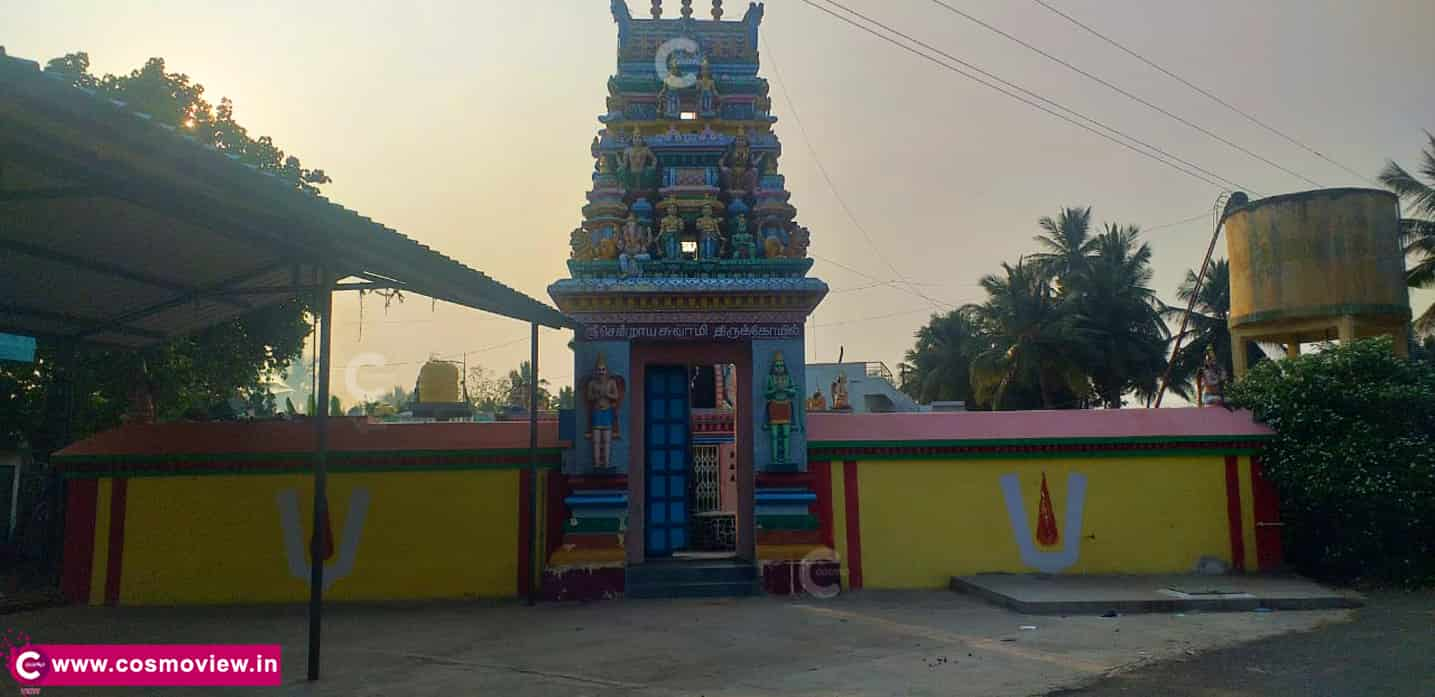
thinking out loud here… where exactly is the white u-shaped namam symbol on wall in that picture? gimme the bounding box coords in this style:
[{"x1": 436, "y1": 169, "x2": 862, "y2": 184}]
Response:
[
  {"x1": 999, "y1": 473, "x2": 1088, "y2": 573},
  {"x1": 276, "y1": 488, "x2": 370, "y2": 590}
]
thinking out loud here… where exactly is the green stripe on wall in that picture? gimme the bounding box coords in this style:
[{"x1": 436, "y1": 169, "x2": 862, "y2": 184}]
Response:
[
  {"x1": 756, "y1": 515, "x2": 819, "y2": 531},
  {"x1": 566, "y1": 518, "x2": 624, "y2": 533}
]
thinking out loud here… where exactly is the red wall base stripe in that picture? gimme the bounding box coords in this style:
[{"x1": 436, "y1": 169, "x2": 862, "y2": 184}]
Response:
[
  {"x1": 517, "y1": 470, "x2": 533, "y2": 597},
  {"x1": 60, "y1": 479, "x2": 99, "y2": 603},
  {"x1": 842, "y1": 460, "x2": 863, "y2": 590},
  {"x1": 103, "y1": 478, "x2": 128, "y2": 606},
  {"x1": 1224, "y1": 456, "x2": 1246, "y2": 572}
]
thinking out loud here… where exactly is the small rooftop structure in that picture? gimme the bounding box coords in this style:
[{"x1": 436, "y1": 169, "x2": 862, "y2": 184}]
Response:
[{"x1": 805, "y1": 361, "x2": 920, "y2": 413}]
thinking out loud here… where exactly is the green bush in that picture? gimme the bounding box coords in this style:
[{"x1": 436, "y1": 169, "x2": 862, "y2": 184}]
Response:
[{"x1": 1227, "y1": 337, "x2": 1435, "y2": 586}]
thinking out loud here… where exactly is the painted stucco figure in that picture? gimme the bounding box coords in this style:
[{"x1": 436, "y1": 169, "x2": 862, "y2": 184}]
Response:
[
  {"x1": 618, "y1": 129, "x2": 659, "y2": 191},
  {"x1": 729, "y1": 214, "x2": 756, "y2": 259},
  {"x1": 657, "y1": 199, "x2": 684, "y2": 259},
  {"x1": 806, "y1": 390, "x2": 827, "y2": 412},
  {"x1": 764, "y1": 351, "x2": 800, "y2": 466},
  {"x1": 618, "y1": 214, "x2": 651, "y2": 276},
  {"x1": 585, "y1": 353, "x2": 625, "y2": 469},
  {"x1": 696, "y1": 202, "x2": 723, "y2": 260},
  {"x1": 722, "y1": 131, "x2": 759, "y2": 196},
  {"x1": 696, "y1": 58, "x2": 720, "y2": 116},
  {"x1": 830, "y1": 369, "x2": 851, "y2": 410},
  {"x1": 656, "y1": 60, "x2": 683, "y2": 118},
  {"x1": 570, "y1": 227, "x2": 595, "y2": 261},
  {"x1": 785, "y1": 225, "x2": 811, "y2": 259},
  {"x1": 1196, "y1": 346, "x2": 1227, "y2": 407}
]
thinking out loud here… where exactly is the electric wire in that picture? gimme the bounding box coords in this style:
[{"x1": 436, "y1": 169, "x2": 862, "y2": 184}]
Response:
[
  {"x1": 762, "y1": 34, "x2": 949, "y2": 312},
  {"x1": 1032, "y1": 0, "x2": 1376, "y2": 185},
  {"x1": 924, "y1": 0, "x2": 1322, "y2": 188},
  {"x1": 801, "y1": 0, "x2": 1257, "y2": 195}
]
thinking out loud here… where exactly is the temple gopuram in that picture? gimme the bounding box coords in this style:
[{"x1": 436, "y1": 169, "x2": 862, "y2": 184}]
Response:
[{"x1": 547, "y1": 0, "x2": 827, "y2": 594}]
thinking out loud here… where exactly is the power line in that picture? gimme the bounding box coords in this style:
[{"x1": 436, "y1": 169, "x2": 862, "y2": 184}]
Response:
[
  {"x1": 811, "y1": 307, "x2": 937, "y2": 329},
  {"x1": 802, "y1": 0, "x2": 1257, "y2": 194},
  {"x1": 925, "y1": 0, "x2": 1322, "y2": 188},
  {"x1": 1031, "y1": 0, "x2": 1375, "y2": 185},
  {"x1": 1145, "y1": 212, "x2": 1208, "y2": 232},
  {"x1": 762, "y1": 35, "x2": 949, "y2": 312},
  {"x1": 812, "y1": 254, "x2": 959, "y2": 306}
]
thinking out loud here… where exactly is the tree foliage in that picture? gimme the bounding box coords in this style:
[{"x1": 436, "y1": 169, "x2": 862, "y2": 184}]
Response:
[
  {"x1": 902, "y1": 208, "x2": 1166, "y2": 410},
  {"x1": 1379, "y1": 131, "x2": 1435, "y2": 333},
  {"x1": 968, "y1": 260, "x2": 1091, "y2": 409},
  {"x1": 1068, "y1": 224, "x2": 1168, "y2": 407},
  {"x1": 43, "y1": 53, "x2": 331, "y2": 193},
  {"x1": 899, "y1": 309, "x2": 983, "y2": 406},
  {"x1": 1159, "y1": 260, "x2": 1266, "y2": 401},
  {"x1": 1, "y1": 53, "x2": 328, "y2": 450},
  {"x1": 1228, "y1": 337, "x2": 1435, "y2": 585}
]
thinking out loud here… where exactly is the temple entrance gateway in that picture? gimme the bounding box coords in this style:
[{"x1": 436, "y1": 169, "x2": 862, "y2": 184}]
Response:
[
  {"x1": 546, "y1": 1, "x2": 828, "y2": 594},
  {"x1": 643, "y1": 365, "x2": 690, "y2": 556}
]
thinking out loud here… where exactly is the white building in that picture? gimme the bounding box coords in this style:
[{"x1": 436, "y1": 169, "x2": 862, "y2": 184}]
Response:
[{"x1": 804, "y1": 362, "x2": 922, "y2": 413}]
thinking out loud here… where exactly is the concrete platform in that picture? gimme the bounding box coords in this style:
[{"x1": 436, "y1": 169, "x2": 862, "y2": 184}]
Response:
[{"x1": 950, "y1": 573, "x2": 1363, "y2": 615}]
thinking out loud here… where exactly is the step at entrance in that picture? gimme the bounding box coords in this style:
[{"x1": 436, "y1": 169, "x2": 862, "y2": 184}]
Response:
[{"x1": 625, "y1": 560, "x2": 759, "y2": 599}]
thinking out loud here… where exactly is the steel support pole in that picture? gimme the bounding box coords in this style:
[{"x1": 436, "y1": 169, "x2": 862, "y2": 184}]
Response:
[
  {"x1": 307, "y1": 268, "x2": 334, "y2": 681},
  {"x1": 527, "y1": 321, "x2": 540, "y2": 606}
]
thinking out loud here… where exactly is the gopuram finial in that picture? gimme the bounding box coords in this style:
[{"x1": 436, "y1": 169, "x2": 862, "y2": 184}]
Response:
[
  {"x1": 651, "y1": 0, "x2": 662, "y2": 19},
  {"x1": 712, "y1": 0, "x2": 724, "y2": 20},
  {"x1": 681, "y1": 0, "x2": 694, "y2": 19}
]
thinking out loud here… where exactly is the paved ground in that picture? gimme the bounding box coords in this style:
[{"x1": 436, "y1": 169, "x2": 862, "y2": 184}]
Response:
[
  {"x1": 5, "y1": 591, "x2": 1348, "y2": 696},
  {"x1": 952, "y1": 573, "x2": 1359, "y2": 614},
  {"x1": 1048, "y1": 590, "x2": 1435, "y2": 697}
]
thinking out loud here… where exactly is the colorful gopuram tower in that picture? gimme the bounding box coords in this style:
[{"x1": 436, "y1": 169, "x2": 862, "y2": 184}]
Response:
[{"x1": 548, "y1": 1, "x2": 827, "y2": 576}]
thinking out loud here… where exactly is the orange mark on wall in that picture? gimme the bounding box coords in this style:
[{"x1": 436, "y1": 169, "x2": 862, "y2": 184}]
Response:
[{"x1": 1035, "y1": 473, "x2": 1060, "y2": 547}]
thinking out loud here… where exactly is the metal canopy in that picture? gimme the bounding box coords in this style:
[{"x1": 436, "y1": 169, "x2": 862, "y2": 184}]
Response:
[
  {"x1": 0, "y1": 49, "x2": 559, "y2": 681},
  {"x1": 0, "y1": 51, "x2": 572, "y2": 348}
]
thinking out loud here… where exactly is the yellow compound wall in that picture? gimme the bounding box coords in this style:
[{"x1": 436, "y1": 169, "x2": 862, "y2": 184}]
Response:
[
  {"x1": 852, "y1": 455, "x2": 1244, "y2": 589},
  {"x1": 86, "y1": 470, "x2": 524, "y2": 605}
]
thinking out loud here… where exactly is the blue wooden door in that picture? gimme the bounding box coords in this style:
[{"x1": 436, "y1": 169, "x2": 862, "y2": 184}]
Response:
[{"x1": 645, "y1": 366, "x2": 690, "y2": 557}]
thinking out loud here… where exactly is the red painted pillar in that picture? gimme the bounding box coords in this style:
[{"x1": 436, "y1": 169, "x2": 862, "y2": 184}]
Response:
[{"x1": 1223, "y1": 455, "x2": 1246, "y2": 572}]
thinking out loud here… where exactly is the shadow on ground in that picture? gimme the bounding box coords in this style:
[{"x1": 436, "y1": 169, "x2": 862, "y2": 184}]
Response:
[{"x1": 1048, "y1": 590, "x2": 1434, "y2": 697}]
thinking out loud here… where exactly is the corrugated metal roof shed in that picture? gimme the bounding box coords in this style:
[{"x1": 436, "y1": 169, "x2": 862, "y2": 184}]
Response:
[{"x1": 0, "y1": 49, "x2": 572, "y2": 347}]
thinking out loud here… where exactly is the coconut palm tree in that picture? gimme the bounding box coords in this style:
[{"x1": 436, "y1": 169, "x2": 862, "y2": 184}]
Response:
[
  {"x1": 1379, "y1": 132, "x2": 1435, "y2": 334},
  {"x1": 899, "y1": 309, "x2": 982, "y2": 405},
  {"x1": 1161, "y1": 260, "x2": 1265, "y2": 400},
  {"x1": 968, "y1": 260, "x2": 1092, "y2": 410},
  {"x1": 1067, "y1": 224, "x2": 1168, "y2": 407},
  {"x1": 1030, "y1": 206, "x2": 1096, "y2": 282}
]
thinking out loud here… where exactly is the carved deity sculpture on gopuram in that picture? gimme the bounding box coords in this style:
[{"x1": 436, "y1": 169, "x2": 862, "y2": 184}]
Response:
[{"x1": 550, "y1": 2, "x2": 829, "y2": 477}]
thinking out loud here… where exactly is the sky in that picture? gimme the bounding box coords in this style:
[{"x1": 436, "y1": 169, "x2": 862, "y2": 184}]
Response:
[{"x1": 7, "y1": 0, "x2": 1434, "y2": 403}]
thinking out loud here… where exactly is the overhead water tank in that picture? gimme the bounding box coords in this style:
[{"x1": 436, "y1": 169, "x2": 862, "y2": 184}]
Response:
[
  {"x1": 417, "y1": 360, "x2": 462, "y2": 404},
  {"x1": 1222, "y1": 188, "x2": 1410, "y2": 373}
]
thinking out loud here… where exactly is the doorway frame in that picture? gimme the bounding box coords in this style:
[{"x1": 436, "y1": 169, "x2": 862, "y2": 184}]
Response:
[{"x1": 628, "y1": 341, "x2": 754, "y2": 564}]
